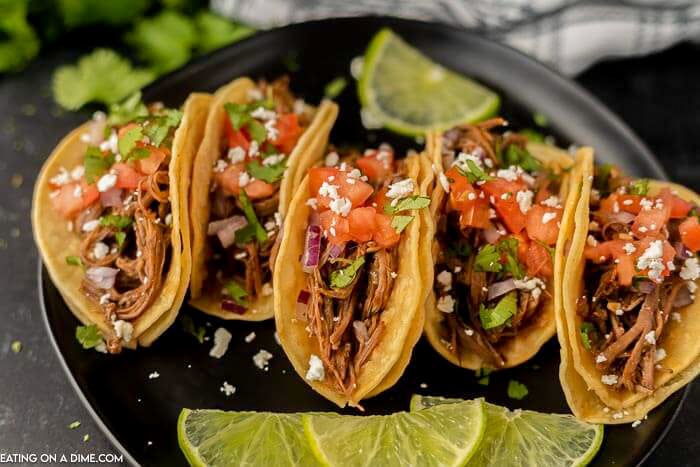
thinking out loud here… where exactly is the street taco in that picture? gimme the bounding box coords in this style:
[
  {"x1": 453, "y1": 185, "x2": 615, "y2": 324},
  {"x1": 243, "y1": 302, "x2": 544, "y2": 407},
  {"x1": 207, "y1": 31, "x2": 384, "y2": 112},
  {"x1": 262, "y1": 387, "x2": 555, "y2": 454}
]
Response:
[
  {"x1": 274, "y1": 145, "x2": 430, "y2": 407},
  {"x1": 423, "y1": 119, "x2": 574, "y2": 370},
  {"x1": 189, "y1": 76, "x2": 338, "y2": 321},
  {"x1": 33, "y1": 92, "x2": 211, "y2": 352},
  {"x1": 558, "y1": 151, "x2": 700, "y2": 423}
]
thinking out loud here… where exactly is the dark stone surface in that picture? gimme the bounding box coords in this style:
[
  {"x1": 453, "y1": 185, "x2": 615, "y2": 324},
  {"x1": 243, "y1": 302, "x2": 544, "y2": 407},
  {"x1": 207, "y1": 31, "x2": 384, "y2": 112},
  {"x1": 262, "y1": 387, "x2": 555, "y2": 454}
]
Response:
[{"x1": 1, "y1": 40, "x2": 698, "y2": 466}]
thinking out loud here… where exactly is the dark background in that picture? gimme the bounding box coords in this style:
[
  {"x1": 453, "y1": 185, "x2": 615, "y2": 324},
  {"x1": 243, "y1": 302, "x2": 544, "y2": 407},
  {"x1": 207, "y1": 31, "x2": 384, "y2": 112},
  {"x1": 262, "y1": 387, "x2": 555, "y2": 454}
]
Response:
[{"x1": 1, "y1": 39, "x2": 699, "y2": 465}]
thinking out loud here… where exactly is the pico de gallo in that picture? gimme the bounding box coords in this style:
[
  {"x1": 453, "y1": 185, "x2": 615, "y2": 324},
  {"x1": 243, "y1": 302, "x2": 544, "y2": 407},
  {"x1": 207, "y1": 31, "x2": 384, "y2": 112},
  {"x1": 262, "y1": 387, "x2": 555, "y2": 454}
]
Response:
[
  {"x1": 205, "y1": 77, "x2": 315, "y2": 313},
  {"x1": 294, "y1": 145, "x2": 430, "y2": 395},
  {"x1": 48, "y1": 94, "x2": 183, "y2": 353},
  {"x1": 432, "y1": 118, "x2": 566, "y2": 368},
  {"x1": 580, "y1": 165, "x2": 700, "y2": 392}
]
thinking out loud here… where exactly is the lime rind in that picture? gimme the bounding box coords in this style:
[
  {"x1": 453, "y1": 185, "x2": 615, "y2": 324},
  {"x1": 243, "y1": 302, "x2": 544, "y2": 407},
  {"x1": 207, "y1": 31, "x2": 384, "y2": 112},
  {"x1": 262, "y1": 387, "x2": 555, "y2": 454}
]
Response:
[{"x1": 358, "y1": 28, "x2": 500, "y2": 136}]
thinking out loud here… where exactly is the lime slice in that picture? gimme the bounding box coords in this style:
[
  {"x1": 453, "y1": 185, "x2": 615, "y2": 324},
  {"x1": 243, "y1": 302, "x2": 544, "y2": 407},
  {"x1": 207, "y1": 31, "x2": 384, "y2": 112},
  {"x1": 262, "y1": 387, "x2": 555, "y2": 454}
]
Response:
[
  {"x1": 410, "y1": 396, "x2": 604, "y2": 467},
  {"x1": 178, "y1": 409, "x2": 321, "y2": 466},
  {"x1": 358, "y1": 28, "x2": 500, "y2": 136},
  {"x1": 303, "y1": 399, "x2": 485, "y2": 466}
]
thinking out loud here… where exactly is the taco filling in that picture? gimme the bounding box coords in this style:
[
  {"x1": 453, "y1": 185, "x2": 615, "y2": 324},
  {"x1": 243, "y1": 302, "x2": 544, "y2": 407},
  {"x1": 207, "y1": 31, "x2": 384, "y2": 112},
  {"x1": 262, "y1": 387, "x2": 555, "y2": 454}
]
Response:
[
  {"x1": 433, "y1": 119, "x2": 565, "y2": 368},
  {"x1": 579, "y1": 166, "x2": 700, "y2": 392},
  {"x1": 295, "y1": 146, "x2": 429, "y2": 396},
  {"x1": 47, "y1": 99, "x2": 183, "y2": 352},
  {"x1": 204, "y1": 78, "x2": 315, "y2": 313}
]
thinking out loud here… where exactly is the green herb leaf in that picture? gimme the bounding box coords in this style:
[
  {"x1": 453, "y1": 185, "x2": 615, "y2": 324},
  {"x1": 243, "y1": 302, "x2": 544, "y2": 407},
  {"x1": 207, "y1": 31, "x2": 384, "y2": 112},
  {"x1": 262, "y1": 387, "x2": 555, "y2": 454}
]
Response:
[
  {"x1": 384, "y1": 195, "x2": 431, "y2": 214},
  {"x1": 143, "y1": 109, "x2": 182, "y2": 147},
  {"x1": 115, "y1": 231, "x2": 126, "y2": 248},
  {"x1": 11, "y1": 340, "x2": 21, "y2": 353},
  {"x1": 107, "y1": 92, "x2": 148, "y2": 126},
  {"x1": 594, "y1": 163, "x2": 614, "y2": 194},
  {"x1": 58, "y1": 0, "x2": 150, "y2": 28},
  {"x1": 475, "y1": 367, "x2": 492, "y2": 386},
  {"x1": 391, "y1": 215, "x2": 414, "y2": 234},
  {"x1": 236, "y1": 191, "x2": 267, "y2": 244},
  {"x1": 224, "y1": 281, "x2": 248, "y2": 306},
  {"x1": 125, "y1": 147, "x2": 151, "y2": 161},
  {"x1": 66, "y1": 255, "x2": 83, "y2": 267},
  {"x1": 324, "y1": 76, "x2": 348, "y2": 99},
  {"x1": 519, "y1": 129, "x2": 545, "y2": 143},
  {"x1": 507, "y1": 380, "x2": 529, "y2": 400},
  {"x1": 84, "y1": 146, "x2": 114, "y2": 183},
  {"x1": 83, "y1": 434, "x2": 90, "y2": 443},
  {"x1": 0, "y1": 0, "x2": 39, "y2": 73},
  {"x1": 68, "y1": 420, "x2": 81, "y2": 430},
  {"x1": 480, "y1": 292, "x2": 517, "y2": 330},
  {"x1": 181, "y1": 315, "x2": 206, "y2": 344},
  {"x1": 75, "y1": 325, "x2": 102, "y2": 350},
  {"x1": 458, "y1": 159, "x2": 493, "y2": 184},
  {"x1": 246, "y1": 159, "x2": 287, "y2": 183},
  {"x1": 117, "y1": 125, "x2": 143, "y2": 158},
  {"x1": 498, "y1": 237, "x2": 525, "y2": 280},
  {"x1": 629, "y1": 179, "x2": 649, "y2": 196},
  {"x1": 195, "y1": 11, "x2": 255, "y2": 53},
  {"x1": 53, "y1": 49, "x2": 154, "y2": 110},
  {"x1": 100, "y1": 214, "x2": 133, "y2": 230},
  {"x1": 330, "y1": 256, "x2": 366, "y2": 289},
  {"x1": 224, "y1": 102, "x2": 249, "y2": 130},
  {"x1": 474, "y1": 244, "x2": 502, "y2": 273},
  {"x1": 246, "y1": 119, "x2": 267, "y2": 144},
  {"x1": 504, "y1": 145, "x2": 543, "y2": 173},
  {"x1": 580, "y1": 322, "x2": 596, "y2": 351}
]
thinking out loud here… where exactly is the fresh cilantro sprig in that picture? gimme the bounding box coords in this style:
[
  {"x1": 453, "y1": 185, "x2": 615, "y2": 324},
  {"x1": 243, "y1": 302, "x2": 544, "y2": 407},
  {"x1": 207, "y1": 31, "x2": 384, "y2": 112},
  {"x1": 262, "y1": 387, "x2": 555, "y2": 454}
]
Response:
[
  {"x1": 246, "y1": 159, "x2": 287, "y2": 184},
  {"x1": 629, "y1": 178, "x2": 649, "y2": 196},
  {"x1": 384, "y1": 195, "x2": 431, "y2": 215},
  {"x1": 66, "y1": 255, "x2": 83, "y2": 267},
  {"x1": 107, "y1": 92, "x2": 148, "y2": 126},
  {"x1": 143, "y1": 109, "x2": 182, "y2": 147},
  {"x1": 84, "y1": 146, "x2": 115, "y2": 183},
  {"x1": 391, "y1": 215, "x2": 414, "y2": 234},
  {"x1": 458, "y1": 159, "x2": 493, "y2": 184},
  {"x1": 580, "y1": 322, "x2": 597, "y2": 351},
  {"x1": 224, "y1": 280, "x2": 248, "y2": 306},
  {"x1": 235, "y1": 191, "x2": 268, "y2": 245},
  {"x1": 100, "y1": 214, "x2": 133, "y2": 229},
  {"x1": 507, "y1": 380, "x2": 529, "y2": 400},
  {"x1": 503, "y1": 144, "x2": 542, "y2": 173},
  {"x1": 330, "y1": 256, "x2": 366, "y2": 289},
  {"x1": 75, "y1": 325, "x2": 103, "y2": 350},
  {"x1": 181, "y1": 315, "x2": 206, "y2": 343},
  {"x1": 224, "y1": 101, "x2": 274, "y2": 145},
  {"x1": 479, "y1": 292, "x2": 517, "y2": 330},
  {"x1": 474, "y1": 238, "x2": 524, "y2": 279}
]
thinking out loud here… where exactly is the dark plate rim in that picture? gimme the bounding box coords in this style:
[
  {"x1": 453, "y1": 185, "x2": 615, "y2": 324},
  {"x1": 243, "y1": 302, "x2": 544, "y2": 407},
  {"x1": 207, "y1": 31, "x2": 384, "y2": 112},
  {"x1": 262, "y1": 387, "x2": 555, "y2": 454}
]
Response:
[{"x1": 38, "y1": 15, "x2": 684, "y2": 466}]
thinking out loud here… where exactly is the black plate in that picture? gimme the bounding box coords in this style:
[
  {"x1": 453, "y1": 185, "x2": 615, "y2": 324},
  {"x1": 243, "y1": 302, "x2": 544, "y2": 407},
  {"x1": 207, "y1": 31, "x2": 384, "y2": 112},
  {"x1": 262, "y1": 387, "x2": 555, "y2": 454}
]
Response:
[{"x1": 40, "y1": 16, "x2": 685, "y2": 466}]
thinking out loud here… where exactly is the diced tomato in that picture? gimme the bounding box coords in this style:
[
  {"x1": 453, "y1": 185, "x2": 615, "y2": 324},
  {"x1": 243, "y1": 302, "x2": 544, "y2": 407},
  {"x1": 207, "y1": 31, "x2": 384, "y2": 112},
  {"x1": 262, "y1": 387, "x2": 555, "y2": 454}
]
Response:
[
  {"x1": 356, "y1": 148, "x2": 394, "y2": 182},
  {"x1": 482, "y1": 179, "x2": 528, "y2": 234},
  {"x1": 372, "y1": 213, "x2": 400, "y2": 248},
  {"x1": 525, "y1": 241, "x2": 553, "y2": 278},
  {"x1": 445, "y1": 167, "x2": 478, "y2": 211},
  {"x1": 616, "y1": 254, "x2": 635, "y2": 286},
  {"x1": 215, "y1": 164, "x2": 245, "y2": 197},
  {"x1": 526, "y1": 205, "x2": 562, "y2": 245},
  {"x1": 348, "y1": 207, "x2": 376, "y2": 243},
  {"x1": 224, "y1": 116, "x2": 250, "y2": 151},
  {"x1": 112, "y1": 163, "x2": 141, "y2": 190},
  {"x1": 482, "y1": 178, "x2": 527, "y2": 199},
  {"x1": 659, "y1": 188, "x2": 692, "y2": 219},
  {"x1": 632, "y1": 203, "x2": 670, "y2": 237},
  {"x1": 371, "y1": 186, "x2": 390, "y2": 213},
  {"x1": 244, "y1": 179, "x2": 275, "y2": 199},
  {"x1": 272, "y1": 114, "x2": 302, "y2": 154},
  {"x1": 308, "y1": 167, "x2": 340, "y2": 197},
  {"x1": 319, "y1": 210, "x2": 352, "y2": 245},
  {"x1": 136, "y1": 145, "x2": 168, "y2": 175},
  {"x1": 513, "y1": 233, "x2": 530, "y2": 263},
  {"x1": 534, "y1": 179, "x2": 551, "y2": 205},
  {"x1": 584, "y1": 239, "x2": 641, "y2": 285},
  {"x1": 459, "y1": 198, "x2": 491, "y2": 229},
  {"x1": 50, "y1": 181, "x2": 99, "y2": 219},
  {"x1": 679, "y1": 216, "x2": 700, "y2": 252},
  {"x1": 338, "y1": 173, "x2": 374, "y2": 208},
  {"x1": 617, "y1": 194, "x2": 644, "y2": 214}
]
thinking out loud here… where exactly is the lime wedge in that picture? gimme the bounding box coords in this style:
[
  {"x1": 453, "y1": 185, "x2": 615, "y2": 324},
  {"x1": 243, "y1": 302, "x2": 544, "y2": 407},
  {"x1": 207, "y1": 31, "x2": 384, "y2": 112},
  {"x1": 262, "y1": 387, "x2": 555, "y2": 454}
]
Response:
[
  {"x1": 410, "y1": 396, "x2": 603, "y2": 467},
  {"x1": 303, "y1": 399, "x2": 485, "y2": 466},
  {"x1": 358, "y1": 28, "x2": 500, "y2": 136},
  {"x1": 178, "y1": 409, "x2": 321, "y2": 466}
]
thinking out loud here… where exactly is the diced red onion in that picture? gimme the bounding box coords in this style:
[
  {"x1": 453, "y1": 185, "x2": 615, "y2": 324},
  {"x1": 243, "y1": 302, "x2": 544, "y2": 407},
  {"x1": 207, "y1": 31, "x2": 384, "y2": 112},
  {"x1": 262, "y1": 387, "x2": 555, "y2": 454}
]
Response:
[
  {"x1": 221, "y1": 299, "x2": 246, "y2": 314},
  {"x1": 86, "y1": 267, "x2": 118, "y2": 290},
  {"x1": 99, "y1": 188, "x2": 123, "y2": 208},
  {"x1": 302, "y1": 225, "x2": 322, "y2": 272},
  {"x1": 634, "y1": 280, "x2": 656, "y2": 294},
  {"x1": 296, "y1": 290, "x2": 310, "y2": 321},
  {"x1": 487, "y1": 279, "x2": 517, "y2": 301},
  {"x1": 352, "y1": 320, "x2": 369, "y2": 342},
  {"x1": 208, "y1": 216, "x2": 248, "y2": 249},
  {"x1": 87, "y1": 117, "x2": 106, "y2": 145},
  {"x1": 483, "y1": 227, "x2": 502, "y2": 244},
  {"x1": 309, "y1": 211, "x2": 321, "y2": 227},
  {"x1": 328, "y1": 243, "x2": 345, "y2": 260},
  {"x1": 675, "y1": 241, "x2": 691, "y2": 260},
  {"x1": 607, "y1": 211, "x2": 636, "y2": 224},
  {"x1": 674, "y1": 286, "x2": 693, "y2": 308}
]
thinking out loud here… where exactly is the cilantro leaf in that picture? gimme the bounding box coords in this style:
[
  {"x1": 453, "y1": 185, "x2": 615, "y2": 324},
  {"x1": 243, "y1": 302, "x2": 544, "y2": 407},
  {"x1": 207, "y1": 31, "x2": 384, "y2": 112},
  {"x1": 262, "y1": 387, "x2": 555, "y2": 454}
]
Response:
[
  {"x1": 458, "y1": 159, "x2": 493, "y2": 184},
  {"x1": 474, "y1": 244, "x2": 502, "y2": 273},
  {"x1": 195, "y1": 11, "x2": 255, "y2": 53},
  {"x1": 498, "y1": 237, "x2": 525, "y2": 280},
  {"x1": 143, "y1": 109, "x2": 182, "y2": 147},
  {"x1": 246, "y1": 119, "x2": 267, "y2": 144},
  {"x1": 324, "y1": 77, "x2": 348, "y2": 99},
  {"x1": 180, "y1": 315, "x2": 206, "y2": 344},
  {"x1": 100, "y1": 215, "x2": 133, "y2": 229},
  {"x1": 75, "y1": 324, "x2": 103, "y2": 349},
  {"x1": 246, "y1": 159, "x2": 287, "y2": 183},
  {"x1": 107, "y1": 92, "x2": 148, "y2": 126},
  {"x1": 117, "y1": 125, "x2": 143, "y2": 159},
  {"x1": 0, "y1": 0, "x2": 39, "y2": 73},
  {"x1": 330, "y1": 256, "x2": 366, "y2": 289},
  {"x1": 53, "y1": 49, "x2": 154, "y2": 110},
  {"x1": 580, "y1": 322, "x2": 596, "y2": 351},
  {"x1": 224, "y1": 102, "x2": 250, "y2": 130},
  {"x1": 519, "y1": 129, "x2": 545, "y2": 143},
  {"x1": 236, "y1": 191, "x2": 267, "y2": 244},
  {"x1": 475, "y1": 367, "x2": 493, "y2": 386},
  {"x1": 479, "y1": 292, "x2": 517, "y2": 330},
  {"x1": 58, "y1": 0, "x2": 150, "y2": 28},
  {"x1": 384, "y1": 195, "x2": 431, "y2": 215},
  {"x1": 224, "y1": 281, "x2": 248, "y2": 306},
  {"x1": 66, "y1": 255, "x2": 82, "y2": 267},
  {"x1": 507, "y1": 380, "x2": 529, "y2": 400},
  {"x1": 84, "y1": 146, "x2": 114, "y2": 183},
  {"x1": 391, "y1": 215, "x2": 414, "y2": 234},
  {"x1": 115, "y1": 231, "x2": 126, "y2": 248},
  {"x1": 629, "y1": 179, "x2": 649, "y2": 196},
  {"x1": 504, "y1": 145, "x2": 542, "y2": 173}
]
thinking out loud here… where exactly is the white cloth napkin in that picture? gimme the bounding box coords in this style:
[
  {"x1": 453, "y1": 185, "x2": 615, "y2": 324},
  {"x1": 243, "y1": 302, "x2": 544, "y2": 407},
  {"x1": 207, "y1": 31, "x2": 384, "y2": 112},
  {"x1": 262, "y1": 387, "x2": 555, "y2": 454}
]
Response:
[{"x1": 211, "y1": 0, "x2": 700, "y2": 75}]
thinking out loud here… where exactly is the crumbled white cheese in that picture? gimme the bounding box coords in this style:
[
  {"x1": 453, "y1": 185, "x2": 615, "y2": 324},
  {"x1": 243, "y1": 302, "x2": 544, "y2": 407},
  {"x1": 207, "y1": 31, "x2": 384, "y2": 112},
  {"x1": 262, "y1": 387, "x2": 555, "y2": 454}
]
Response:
[
  {"x1": 636, "y1": 240, "x2": 666, "y2": 283},
  {"x1": 596, "y1": 354, "x2": 608, "y2": 364},
  {"x1": 220, "y1": 382, "x2": 236, "y2": 396},
  {"x1": 671, "y1": 312, "x2": 682, "y2": 322},
  {"x1": 436, "y1": 270, "x2": 452, "y2": 291},
  {"x1": 465, "y1": 328, "x2": 474, "y2": 336},
  {"x1": 97, "y1": 173, "x2": 117, "y2": 192},
  {"x1": 305, "y1": 354, "x2": 325, "y2": 382},
  {"x1": 319, "y1": 181, "x2": 340, "y2": 199},
  {"x1": 655, "y1": 348, "x2": 667, "y2": 362},
  {"x1": 644, "y1": 330, "x2": 656, "y2": 345},
  {"x1": 306, "y1": 198, "x2": 318, "y2": 210},
  {"x1": 73, "y1": 184, "x2": 83, "y2": 198},
  {"x1": 113, "y1": 320, "x2": 133, "y2": 343},
  {"x1": 165, "y1": 213, "x2": 172, "y2": 226},
  {"x1": 82, "y1": 220, "x2": 100, "y2": 232},
  {"x1": 253, "y1": 349, "x2": 273, "y2": 370},
  {"x1": 687, "y1": 280, "x2": 698, "y2": 294},
  {"x1": 209, "y1": 327, "x2": 232, "y2": 359},
  {"x1": 467, "y1": 192, "x2": 477, "y2": 201},
  {"x1": 148, "y1": 371, "x2": 160, "y2": 380},
  {"x1": 541, "y1": 196, "x2": 560, "y2": 208},
  {"x1": 516, "y1": 190, "x2": 533, "y2": 214},
  {"x1": 601, "y1": 374, "x2": 618, "y2": 385},
  {"x1": 437, "y1": 295, "x2": 455, "y2": 313},
  {"x1": 100, "y1": 132, "x2": 118, "y2": 154},
  {"x1": 680, "y1": 257, "x2": 700, "y2": 281},
  {"x1": 263, "y1": 154, "x2": 285, "y2": 166},
  {"x1": 238, "y1": 171, "x2": 251, "y2": 188},
  {"x1": 587, "y1": 235, "x2": 598, "y2": 247},
  {"x1": 250, "y1": 106, "x2": 276, "y2": 121},
  {"x1": 542, "y1": 211, "x2": 557, "y2": 224},
  {"x1": 438, "y1": 172, "x2": 450, "y2": 193},
  {"x1": 214, "y1": 159, "x2": 228, "y2": 173},
  {"x1": 99, "y1": 293, "x2": 111, "y2": 305},
  {"x1": 639, "y1": 198, "x2": 653, "y2": 210},
  {"x1": 70, "y1": 165, "x2": 85, "y2": 180},
  {"x1": 497, "y1": 167, "x2": 519, "y2": 181},
  {"x1": 227, "y1": 146, "x2": 246, "y2": 163},
  {"x1": 329, "y1": 197, "x2": 352, "y2": 217},
  {"x1": 262, "y1": 282, "x2": 273, "y2": 296},
  {"x1": 244, "y1": 332, "x2": 256, "y2": 343},
  {"x1": 453, "y1": 151, "x2": 483, "y2": 171},
  {"x1": 248, "y1": 140, "x2": 259, "y2": 158},
  {"x1": 623, "y1": 243, "x2": 636, "y2": 255},
  {"x1": 93, "y1": 242, "x2": 109, "y2": 260},
  {"x1": 324, "y1": 152, "x2": 339, "y2": 167},
  {"x1": 631, "y1": 420, "x2": 642, "y2": 428},
  {"x1": 264, "y1": 119, "x2": 279, "y2": 141},
  {"x1": 386, "y1": 178, "x2": 414, "y2": 199}
]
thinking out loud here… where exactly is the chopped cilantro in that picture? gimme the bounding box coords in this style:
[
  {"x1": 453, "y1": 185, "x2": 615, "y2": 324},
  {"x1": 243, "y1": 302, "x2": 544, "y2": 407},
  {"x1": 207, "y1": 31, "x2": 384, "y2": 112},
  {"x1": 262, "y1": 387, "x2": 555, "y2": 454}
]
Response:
[
  {"x1": 143, "y1": 109, "x2": 182, "y2": 147},
  {"x1": 330, "y1": 256, "x2": 366, "y2": 289},
  {"x1": 324, "y1": 76, "x2": 348, "y2": 99},
  {"x1": 384, "y1": 195, "x2": 431, "y2": 215},
  {"x1": 580, "y1": 322, "x2": 596, "y2": 351},
  {"x1": 246, "y1": 159, "x2": 287, "y2": 183},
  {"x1": 76, "y1": 324, "x2": 102, "y2": 349},
  {"x1": 459, "y1": 159, "x2": 493, "y2": 184},
  {"x1": 66, "y1": 255, "x2": 83, "y2": 267},
  {"x1": 474, "y1": 244, "x2": 502, "y2": 273},
  {"x1": 84, "y1": 146, "x2": 114, "y2": 183},
  {"x1": 533, "y1": 112, "x2": 549, "y2": 127},
  {"x1": 498, "y1": 237, "x2": 524, "y2": 280},
  {"x1": 181, "y1": 315, "x2": 206, "y2": 343},
  {"x1": 629, "y1": 179, "x2": 649, "y2": 196},
  {"x1": 507, "y1": 380, "x2": 529, "y2": 400},
  {"x1": 68, "y1": 421, "x2": 81, "y2": 430},
  {"x1": 224, "y1": 102, "x2": 249, "y2": 130},
  {"x1": 11, "y1": 340, "x2": 21, "y2": 354},
  {"x1": 391, "y1": 215, "x2": 414, "y2": 234},
  {"x1": 117, "y1": 125, "x2": 143, "y2": 160},
  {"x1": 235, "y1": 191, "x2": 268, "y2": 244},
  {"x1": 100, "y1": 214, "x2": 133, "y2": 229},
  {"x1": 83, "y1": 434, "x2": 90, "y2": 443},
  {"x1": 195, "y1": 11, "x2": 255, "y2": 53},
  {"x1": 246, "y1": 119, "x2": 267, "y2": 144},
  {"x1": 0, "y1": 0, "x2": 39, "y2": 73},
  {"x1": 224, "y1": 281, "x2": 248, "y2": 306},
  {"x1": 519, "y1": 129, "x2": 545, "y2": 143},
  {"x1": 475, "y1": 367, "x2": 492, "y2": 386},
  {"x1": 504, "y1": 145, "x2": 542, "y2": 173},
  {"x1": 480, "y1": 292, "x2": 517, "y2": 330},
  {"x1": 107, "y1": 92, "x2": 148, "y2": 126},
  {"x1": 115, "y1": 231, "x2": 127, "y2": 248}
]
